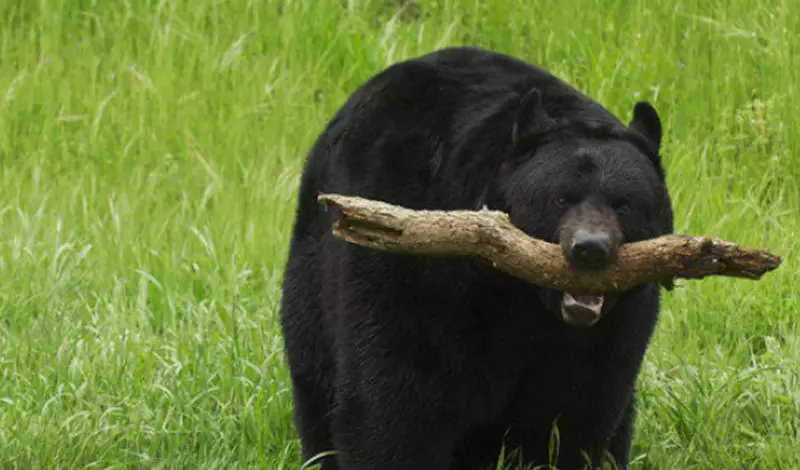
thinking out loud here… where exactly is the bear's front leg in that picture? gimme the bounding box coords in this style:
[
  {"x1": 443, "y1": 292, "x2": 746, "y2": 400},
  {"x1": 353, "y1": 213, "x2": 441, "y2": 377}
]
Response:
[
  {"x1": 320, "y1": 253, "x2": 526, "y2": 469},
  {"x1": 604, "y1": 395, "x2": 636, "y2": 470},
  {"x1": 329, "y1": 368, "x2": 459, "y2": 470}
]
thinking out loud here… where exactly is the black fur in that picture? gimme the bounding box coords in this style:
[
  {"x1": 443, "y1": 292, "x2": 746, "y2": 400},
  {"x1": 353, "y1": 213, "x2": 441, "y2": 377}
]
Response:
[{"x1": 279, "y1": 46, "x2": 674, "y2": 470}]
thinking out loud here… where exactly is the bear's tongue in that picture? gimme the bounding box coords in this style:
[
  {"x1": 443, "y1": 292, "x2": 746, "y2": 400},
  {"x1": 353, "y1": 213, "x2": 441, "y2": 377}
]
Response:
[
  {"x1": 561, "y1": 292, "x2": 605, "y2": 327},
  {"x1": 565, "y1": 293, "x2": 604, "y2": 309}
]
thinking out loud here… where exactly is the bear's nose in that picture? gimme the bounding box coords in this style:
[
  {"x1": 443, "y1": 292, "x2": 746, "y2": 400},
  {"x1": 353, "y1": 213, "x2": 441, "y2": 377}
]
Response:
[{"x1": 570, "y1": 229, "x2": 613, "y2": 269}]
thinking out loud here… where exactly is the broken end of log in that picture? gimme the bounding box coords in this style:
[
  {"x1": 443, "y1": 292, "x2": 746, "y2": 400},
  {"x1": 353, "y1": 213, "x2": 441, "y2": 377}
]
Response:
[{"x1": 674, "y1": 235, "x2": 783, "y2": 280}]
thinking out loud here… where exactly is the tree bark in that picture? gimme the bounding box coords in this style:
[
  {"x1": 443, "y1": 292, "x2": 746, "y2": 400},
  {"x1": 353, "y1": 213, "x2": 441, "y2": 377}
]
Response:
[{"x1": 317, "y1": 194, "x2": 783, "y2": 294}]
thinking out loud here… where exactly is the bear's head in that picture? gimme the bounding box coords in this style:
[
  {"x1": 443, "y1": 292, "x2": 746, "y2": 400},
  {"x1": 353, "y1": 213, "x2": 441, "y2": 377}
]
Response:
[{"x1": 484, "y1": 88, "x2": 673, "y2": 327}]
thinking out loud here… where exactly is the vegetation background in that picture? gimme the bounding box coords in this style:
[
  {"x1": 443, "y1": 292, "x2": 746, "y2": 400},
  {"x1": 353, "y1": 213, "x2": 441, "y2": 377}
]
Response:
[{"x1": 0, "y1": 0, "x2": 797, "y2": 468}]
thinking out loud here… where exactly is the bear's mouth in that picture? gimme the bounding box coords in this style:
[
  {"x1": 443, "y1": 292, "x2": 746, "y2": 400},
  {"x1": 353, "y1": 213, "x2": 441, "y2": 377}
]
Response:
[{"x1": 561, "y1": 293, "x2": 604, "y2": 327}]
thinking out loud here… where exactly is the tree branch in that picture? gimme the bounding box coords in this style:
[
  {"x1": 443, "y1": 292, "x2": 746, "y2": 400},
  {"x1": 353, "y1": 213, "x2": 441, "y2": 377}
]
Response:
[{"x1": 317, "y1": 194, "x2": 783, "y2": 294}]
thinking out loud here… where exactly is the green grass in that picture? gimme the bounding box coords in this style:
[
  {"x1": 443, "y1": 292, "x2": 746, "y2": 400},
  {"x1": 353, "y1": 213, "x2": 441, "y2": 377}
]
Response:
[{"x1": 0, "y1": 0, "x2": 797, "y2": 468}]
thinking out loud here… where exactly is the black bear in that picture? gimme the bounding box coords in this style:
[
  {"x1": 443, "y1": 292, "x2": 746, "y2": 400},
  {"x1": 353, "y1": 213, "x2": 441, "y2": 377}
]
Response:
[{"x1": 279, "y1": 46, "x2": 673, "y2": 470}]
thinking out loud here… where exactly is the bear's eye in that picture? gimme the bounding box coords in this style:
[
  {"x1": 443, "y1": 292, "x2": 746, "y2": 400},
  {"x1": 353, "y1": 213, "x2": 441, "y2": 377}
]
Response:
[
  {"x1": 614, "y1": 201, "x2": 632, "y2": 215},
  {"x1": 555, "y1": 196, "x2": 569, "y2": 208}
]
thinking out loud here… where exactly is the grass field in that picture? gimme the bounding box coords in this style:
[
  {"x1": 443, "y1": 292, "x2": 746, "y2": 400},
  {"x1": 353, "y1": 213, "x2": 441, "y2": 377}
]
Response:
[{"x1": 0, "y1": 0, "x2": 798, "y2": 468}]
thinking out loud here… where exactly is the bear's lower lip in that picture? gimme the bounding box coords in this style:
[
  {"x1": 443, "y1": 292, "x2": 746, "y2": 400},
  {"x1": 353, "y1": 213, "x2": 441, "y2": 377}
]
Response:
[{"x1": 561, "y1": 292, "x2": 604, "y2": 327}]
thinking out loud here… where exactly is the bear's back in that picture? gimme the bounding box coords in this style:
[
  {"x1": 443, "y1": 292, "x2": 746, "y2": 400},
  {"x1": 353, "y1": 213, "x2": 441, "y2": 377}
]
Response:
[{"x1": 292, "y1": 47, "x2": 624, "y2": 242}]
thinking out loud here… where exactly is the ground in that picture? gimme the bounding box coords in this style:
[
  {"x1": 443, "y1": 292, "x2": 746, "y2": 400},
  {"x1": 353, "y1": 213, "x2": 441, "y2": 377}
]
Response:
[{"x1": 0, "y1": 1, "x2": 798, "y2": 469}]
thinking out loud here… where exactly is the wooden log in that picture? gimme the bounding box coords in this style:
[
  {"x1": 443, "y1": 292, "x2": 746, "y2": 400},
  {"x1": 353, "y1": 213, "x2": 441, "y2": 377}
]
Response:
[{"x1": 317, "y1": 193, "x2": 783, "y2": 294}]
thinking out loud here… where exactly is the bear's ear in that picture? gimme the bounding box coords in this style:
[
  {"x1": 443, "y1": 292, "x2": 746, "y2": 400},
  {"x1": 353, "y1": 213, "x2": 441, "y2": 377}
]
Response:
[
  {"x1": 512, "y1": 87, "x2": 554, "y2": 146},
  {"x1": 628, "y1": 101, "x2": 662, "y2": 149}
]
